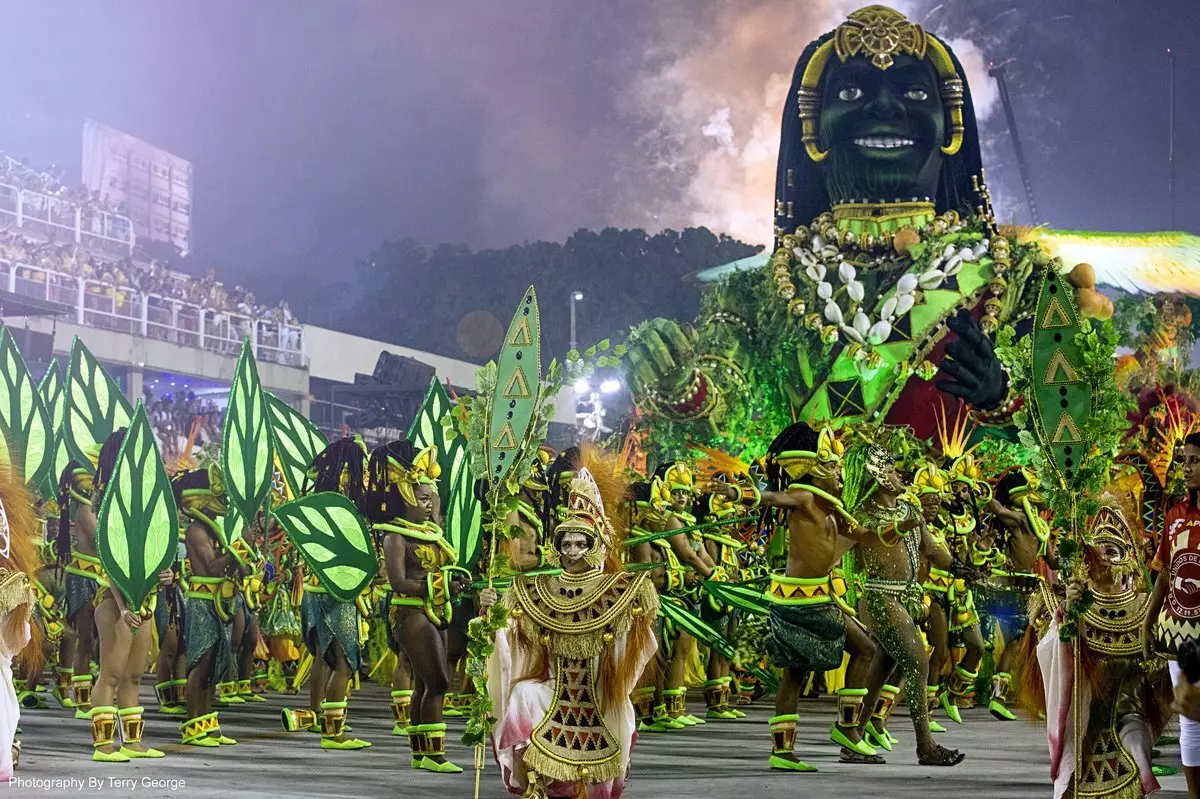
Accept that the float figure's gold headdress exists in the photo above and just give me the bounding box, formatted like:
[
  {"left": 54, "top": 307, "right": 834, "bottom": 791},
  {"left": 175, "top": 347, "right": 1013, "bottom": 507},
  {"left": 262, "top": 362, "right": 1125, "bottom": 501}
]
[{"left": 798, "top": 5, "right": 965, "bottom": 162}]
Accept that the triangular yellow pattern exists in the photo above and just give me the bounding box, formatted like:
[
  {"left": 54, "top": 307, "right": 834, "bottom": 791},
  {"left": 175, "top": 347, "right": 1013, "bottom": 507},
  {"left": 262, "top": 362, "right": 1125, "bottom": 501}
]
[
  {"left": 1040, "top": 296, "right": 1072, "bottom": 329},
  {"left": 507, "top": 316, "right": 533, "bottom": 347},
  {"left": 502, "top": 365, "right": 532, "bottom": 399},
  {"left": 1043, "top": 349, "right": 1079, "bottom": 385},
  {"left": 493, "top": 422, "right": 517, "bottom": 450},
  {"left": 1051, "top": 412, "right": 1083, "bottom": 444}
]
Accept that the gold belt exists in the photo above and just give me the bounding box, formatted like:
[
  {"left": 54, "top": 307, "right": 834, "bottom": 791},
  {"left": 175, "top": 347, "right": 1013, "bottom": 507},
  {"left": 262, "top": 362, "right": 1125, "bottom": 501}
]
[
  {"left": 66, "top": 551, "right": 109, "bottom": 586},
  {"left": 769, "top": 574, "right": 833, "bottom": 606},
  {"left": 187, "top": 577, "right": 238, "bottom": 622},
  {"left": 923, "top": 568, "right": 953, "bottom": 594}
]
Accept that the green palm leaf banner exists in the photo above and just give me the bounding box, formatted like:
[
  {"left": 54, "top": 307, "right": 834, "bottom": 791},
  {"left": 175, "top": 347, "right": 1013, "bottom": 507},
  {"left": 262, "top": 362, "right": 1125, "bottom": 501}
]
[
  {"left": 407, "top": 378, "right": 482, "bottom": 569},
  {"left": 486, "top": 286, "right": 540, "bottom": 486},
  {"left": 38, "top": 358, "right": 67, "bottom": 501},
  {"left": 64, "top": 337, "right": 132, "bottom": 474},
  {"left": 1030, "top": 270, "right": 1090, "bottom": 487},
  {"left": 95, "top": 404, "right": 178, "bottom": 613},
  {"left": 222, "top": 505, "right": 243, "bottom": 550},
  {"left": 444, "top": 436, "right": 482, "bottom": 569},
  {"left": 272, "top": 492, "right": 377, "bottom": 602},
  {"left": 264, "top": 391, "right": 327, "bottom": 498},
  {"left": 701, "top": 580, "right": 772, "bottom": 617},
  {"left": 0, "top": 327, "right": 53, "bottom": 491},
  {"left": 222, "top": 339, "right": 275, "bottom": 525},
  {"left": 659, "top": 596, "right": 735, "bottom": 660}
]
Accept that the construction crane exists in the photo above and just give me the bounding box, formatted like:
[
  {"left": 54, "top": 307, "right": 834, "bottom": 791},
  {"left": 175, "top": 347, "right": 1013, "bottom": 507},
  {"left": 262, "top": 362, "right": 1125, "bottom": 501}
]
[{"left": 988, "top": 62, "right": 1040, "bottom": 226}]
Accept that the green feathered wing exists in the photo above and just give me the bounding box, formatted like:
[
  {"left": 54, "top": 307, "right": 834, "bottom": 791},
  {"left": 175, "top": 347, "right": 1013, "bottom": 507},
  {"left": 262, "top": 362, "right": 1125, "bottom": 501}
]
[
  {"left": 64, "top": 337, "right": 132, "bottom": 474},
  {"left": 265, "top": 391, "right": 327, "bottom": 499},
  {"left": 38, "top": 358, "right": 69, "bottom": 500},
  {"left": 486, "top": 286, "right": 540, "bottom": 486},
  {"left": 222, "top": 339, "right": 275, "bottom": 525},
  {"left": 1030, "top": 271, "right": 1091, "bottom": 486},
  {"left": 95, "top": 404, "right": 178, "bottom": 612},
  {"left": 273, "top": 492, "right": 377, "bottom": 602},
  {"left": 0, "top": 327, "right": 52, "bottom": 491}
]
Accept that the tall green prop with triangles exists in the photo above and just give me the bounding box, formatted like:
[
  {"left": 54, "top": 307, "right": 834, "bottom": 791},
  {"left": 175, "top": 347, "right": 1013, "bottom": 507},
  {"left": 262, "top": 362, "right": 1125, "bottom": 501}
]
[
  {"left": 265, "top": 391, "right": 327, "bottom": 498},
  {"left": 487, "top": 287, "right": 541, "bottom": 490},
  {"left": 221, "top": 339, "right": 275, "bottom": 552},
  {"left": 38, "top": 358, "right": 70, "bottom": 501},
  {"left": 409, "top": 377, "right": 482, "bottom": 570},
  {"left": 64, "top": 337, "right": 132, "bottom": 474},
  {"left": 1030, "top": 270, "right": 1091, "bottom": 487},
  {"left": 0, "top": 327, "right": 53, "bottom": 492},
  {"left": 95, "top": 404, "right": 178, "bottom": 615}
]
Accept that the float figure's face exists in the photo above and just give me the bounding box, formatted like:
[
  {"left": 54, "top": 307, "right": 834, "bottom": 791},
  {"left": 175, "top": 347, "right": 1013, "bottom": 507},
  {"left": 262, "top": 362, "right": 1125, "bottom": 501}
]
[{"left": 817, "top": 54, "right": 946, "bottom": 203}]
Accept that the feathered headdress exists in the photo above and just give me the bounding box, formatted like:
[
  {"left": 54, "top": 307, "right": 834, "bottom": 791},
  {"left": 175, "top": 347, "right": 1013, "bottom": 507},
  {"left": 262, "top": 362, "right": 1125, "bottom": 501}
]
[{"left": 553, "top": 468, "right": 615, "bottom": 570}]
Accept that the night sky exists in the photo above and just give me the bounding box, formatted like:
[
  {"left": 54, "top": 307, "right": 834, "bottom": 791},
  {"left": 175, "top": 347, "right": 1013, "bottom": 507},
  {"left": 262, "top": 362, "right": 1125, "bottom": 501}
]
[{"left": 0, "top": 0, "right": 1196, "bottom": 307}]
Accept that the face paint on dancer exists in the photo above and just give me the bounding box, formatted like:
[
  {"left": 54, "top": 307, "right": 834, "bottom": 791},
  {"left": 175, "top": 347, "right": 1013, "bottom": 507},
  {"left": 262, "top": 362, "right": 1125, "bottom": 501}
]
[{"left": 558, "top": 532, "right": 593, "bottom": 572}]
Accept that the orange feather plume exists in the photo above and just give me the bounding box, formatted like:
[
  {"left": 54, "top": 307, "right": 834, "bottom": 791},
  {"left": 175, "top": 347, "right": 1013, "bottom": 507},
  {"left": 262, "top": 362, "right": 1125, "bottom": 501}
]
[{"left": 688, "top": 443, "right": 750, "bottom": 480}]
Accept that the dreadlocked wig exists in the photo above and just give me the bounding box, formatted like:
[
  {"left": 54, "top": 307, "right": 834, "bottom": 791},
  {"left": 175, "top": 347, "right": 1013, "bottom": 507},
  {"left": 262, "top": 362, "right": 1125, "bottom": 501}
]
[
  {"left": 307, "top": 437, "right": 368, "bottom": 509},
  {"left": 764, "top": 421, "right": 820, "bottom": 493},
  {"left": 90, "top": 429, "right": 128, "bottom": 512},
  {"left": 363, "top": 439, "right": 419, "bottom": 524},
  {"left": 54, "top": 461, "right": 93, "bottom": 570}
]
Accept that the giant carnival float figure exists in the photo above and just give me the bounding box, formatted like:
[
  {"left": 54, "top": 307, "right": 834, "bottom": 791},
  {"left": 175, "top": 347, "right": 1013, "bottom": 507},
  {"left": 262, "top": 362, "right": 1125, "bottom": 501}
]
[{"left": 624, "top": 4, "right": 1119, "bottom": 443}]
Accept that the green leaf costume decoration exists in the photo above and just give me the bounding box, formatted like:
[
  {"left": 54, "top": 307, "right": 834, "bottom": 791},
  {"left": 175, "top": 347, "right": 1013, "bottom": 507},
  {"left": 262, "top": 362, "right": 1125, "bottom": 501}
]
[
  {"left": 1030, "top": 271, "right": 1090, "bottom": 486},
  {"left": 444, "top": 436, "right": 483, "bottom": 569},
  {"left": 95, "top": 404, "right": 178, "bottom": 612},
  {"left": 408, "top": 377, "right": 453, "bottom": 451},
  {"left": 64, "top": 337, "right": 132, "bottom": 474},
  {"left": 0, "top": 327, "right": 52, "bottom": 491},
  {"left": 264, "top": 391, "right": 327, "bottom": 498},
  {"left": 408, "top": 377, "right": 483, "bottom": 570},
  {"left": 486, "top": 286, "right": 540, "bottom": 486},
  {"left": 272, "top": 492, "right": 377, "bottom": 602},
  {"left": 222, "top": 339, "right": 275, "bottom": 524},
  {"left": 38, "top": 358, "right": 71, "bottom": 500}
]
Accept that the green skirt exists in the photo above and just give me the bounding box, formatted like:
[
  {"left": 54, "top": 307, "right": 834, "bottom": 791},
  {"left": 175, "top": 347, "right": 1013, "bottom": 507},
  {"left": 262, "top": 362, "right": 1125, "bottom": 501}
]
[
  {"left": 184, "top": 595, "right": 233, "bottom": 687},
  {"left": 301, "top": 593, "right": 361, "bottom": 672},
  {"left": 766, "top": 602, "right": 845, "bottom": 672}
]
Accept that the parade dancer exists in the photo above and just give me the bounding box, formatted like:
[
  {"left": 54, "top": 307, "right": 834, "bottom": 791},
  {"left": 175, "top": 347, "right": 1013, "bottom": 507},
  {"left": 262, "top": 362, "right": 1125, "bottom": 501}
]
[
  {"left": 850, "top": 444, "right": 964, "bottom": 767},
  {"left": 482, "top": 467, "right": 659, "bottom": 798},
  {"left": 0, "top": 461, "right": 42, "bottom": 779},
  {"left": 370, "top": 439, "right": 464, "bottom": 773},
  {"left": 88, "top": 431, "right": 172, "bottom": 761},
  {"left": 56, "top": 457, "right": 101, "bottom": 717},
  {"left": 728, "top": 423, "right": 879, "bottom": 770},
  {"left": 178, "top": 461, "right": 240, "bottom": 748},
  {"left": 286, "top": 438, "right": 371, "bottom": 750}
]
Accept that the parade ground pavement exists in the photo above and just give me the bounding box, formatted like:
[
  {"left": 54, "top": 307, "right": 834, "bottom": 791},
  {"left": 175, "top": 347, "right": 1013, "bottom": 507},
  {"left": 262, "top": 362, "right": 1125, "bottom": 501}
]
[{"left": 6, "top": 681, "right": 1191, "bottom": 798}]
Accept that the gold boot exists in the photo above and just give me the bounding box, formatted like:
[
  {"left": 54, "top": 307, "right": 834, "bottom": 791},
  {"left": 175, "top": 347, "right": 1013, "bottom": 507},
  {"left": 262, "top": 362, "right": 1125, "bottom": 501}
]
[
  {"left": 391, "top": 690, "right": 413, "bottom": 735},
  {"left": 319, "top": 700, "right": 371, "bottom": 750},
  {"left": 768, "top": 714, "right": 816, "bottom": 772},
  {"left": 72, "top": 675, "right": 93, "bottom": 719},
  {"left": 118, "top": 707, "right": 164, "bottom": 758},
  {"left": 90, "top": 707, "right": 130, "bottom": 762},
  {"left": 416, "top": 723, "right": 462, "bottom": 773}
]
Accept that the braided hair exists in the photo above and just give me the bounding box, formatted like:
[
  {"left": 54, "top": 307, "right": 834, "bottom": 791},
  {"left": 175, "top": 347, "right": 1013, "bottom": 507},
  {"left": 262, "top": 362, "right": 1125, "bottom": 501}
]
[
  {"left": 764, "top": 422, "right": 820, "bottom": 493},
  {"left": 91, "top": 429, "right": 128, "bottom": 511},
  {"left": 305, "top": 437, "right": 368, "bottom": 510},
  {"left": 363, "top": 439, "right": 419, "bottom": 524}
]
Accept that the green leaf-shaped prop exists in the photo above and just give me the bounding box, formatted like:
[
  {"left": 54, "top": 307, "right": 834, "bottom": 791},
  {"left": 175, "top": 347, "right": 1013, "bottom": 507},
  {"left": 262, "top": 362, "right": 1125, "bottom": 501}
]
[
  {"left": 1030, "top": 271, "right": 1091, "bottom": 487},
  {"left": 486, "top": 286, "right": 540, "bottom": 486},
  {"left": 95, "top": 404, "right": 178, "bottom": 613},
  {"left": 38, "top": 358, "right": 68, "bottom": 501},
  {"left": 444, "top": 436, "right": 483, "bottom": 570},
  {"left": 408, "top": 377, "right": 452, "bottom": 450},
  {"left": 0, "top": 327, "right": 53, "bottom": 490},
  {"left": 659, "top": 596, "right": 735, "bottom": 660},
  {"left": 65, "top": 337, "right": 132, "bottom": 474},
  {"left": 265, "top": 391, "right": 327, "bottom": 499},
  {"left": 272, "top": 492, "right": 377, "bottom": 602},
  {"left": 222, "top": 339, "right": 275, "bottom": 524}
]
